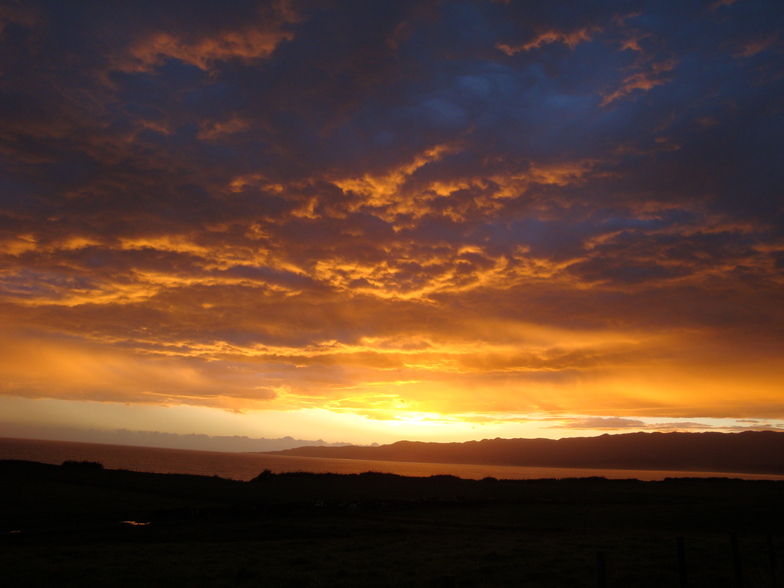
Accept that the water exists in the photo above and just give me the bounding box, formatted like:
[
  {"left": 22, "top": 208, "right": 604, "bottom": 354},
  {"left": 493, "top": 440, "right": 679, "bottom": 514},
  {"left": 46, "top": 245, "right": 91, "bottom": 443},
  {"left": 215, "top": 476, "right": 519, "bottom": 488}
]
[{"left": 2, "top": 436, "right": 782, "bottom": 482}]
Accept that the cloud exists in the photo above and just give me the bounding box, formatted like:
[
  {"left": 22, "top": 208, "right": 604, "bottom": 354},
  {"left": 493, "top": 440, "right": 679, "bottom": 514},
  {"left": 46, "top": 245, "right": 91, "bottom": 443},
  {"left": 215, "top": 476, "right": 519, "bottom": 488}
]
[
  {"left": 734, "top": 33, "right": 779, "bottom": 58},
  {"left": 497, "top": 26, "right": 600, "bottom": 54},
  {"left": 551, "top": 416, "right": 646, "bottom": 429},
  {"left": 600, "top": 59, "right": 677, "bottom": 106},
  {"left": 549, "top": 417, "right": 784, "bottom": 433},
  {"left": 0, "top": 329, "right": 279, "bottom": 409},
  {"left": 120, "top": 27, "right": 294, "bottom": 73},
  {"left": 0, "top": 0, "right": 783, "bottom": 435}
]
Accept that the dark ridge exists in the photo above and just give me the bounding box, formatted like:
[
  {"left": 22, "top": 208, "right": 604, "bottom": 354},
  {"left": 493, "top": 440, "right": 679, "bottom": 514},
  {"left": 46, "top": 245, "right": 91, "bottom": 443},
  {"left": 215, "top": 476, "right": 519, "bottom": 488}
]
[{"left": 265, "top": 431, "right": 784, "bottom": 475}]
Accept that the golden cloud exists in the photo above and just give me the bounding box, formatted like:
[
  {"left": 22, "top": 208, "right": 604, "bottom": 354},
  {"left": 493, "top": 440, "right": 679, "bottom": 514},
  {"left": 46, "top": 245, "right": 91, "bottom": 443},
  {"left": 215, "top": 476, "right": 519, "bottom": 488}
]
[
  {"left": 115, "top": 2, "right": 298, "bottom": 73},
  {"left": 498, "top": 27, "right": 601, "bottom": 55},
  {"left": 601, "top": 59, "right": 677, "bottom": 105}
]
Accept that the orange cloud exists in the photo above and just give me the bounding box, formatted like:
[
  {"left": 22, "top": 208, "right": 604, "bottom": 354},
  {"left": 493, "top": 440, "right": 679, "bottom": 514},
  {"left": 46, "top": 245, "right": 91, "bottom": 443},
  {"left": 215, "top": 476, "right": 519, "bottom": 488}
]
[
  {"left": 121, "top": 29, "right": 292, "bottom": 72},
  {"left": 0, "top": 329, "right": 278, "bottom": 410},
  {"left": 618, "top": 31, "right": 650, "bottom": 53},
  {"left": 198, "top": 116, "right": 251, "bottom": 140},
  {"left": 334, "top": 143, "right": 459, "bottom": 218},
  {"left": 601, "top": 59, "right": 677, "bottom": 105},
  {"left": 498, "top": 27, "right": 600, "bottom": 55},
  {"left": 115, "top": 2, "right": 298, "bottom": 73},
  {"left": 735, "top": 34, "right": 779, "bottom": 58}
]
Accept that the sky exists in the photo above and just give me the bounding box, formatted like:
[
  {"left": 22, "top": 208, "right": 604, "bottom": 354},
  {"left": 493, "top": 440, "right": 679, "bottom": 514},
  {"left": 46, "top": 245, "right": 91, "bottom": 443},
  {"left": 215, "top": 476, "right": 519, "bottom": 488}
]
[{"left": 1, "top": 0, "right": 783, "bottom": 448}]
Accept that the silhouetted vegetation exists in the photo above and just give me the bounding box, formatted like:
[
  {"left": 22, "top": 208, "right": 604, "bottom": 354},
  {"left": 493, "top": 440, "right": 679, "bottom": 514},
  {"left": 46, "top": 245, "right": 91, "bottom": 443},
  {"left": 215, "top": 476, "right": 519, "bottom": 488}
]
[
  {"left": 251, "top": 468, "right": 273, "bottom": 481},
  {"left": 2, "top": 459, "right": 783, "bottom": 587}
]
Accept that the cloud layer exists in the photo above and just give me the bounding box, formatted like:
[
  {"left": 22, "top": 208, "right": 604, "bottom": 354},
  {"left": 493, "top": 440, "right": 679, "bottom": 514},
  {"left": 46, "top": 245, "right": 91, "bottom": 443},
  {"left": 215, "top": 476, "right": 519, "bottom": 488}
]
[{"left": 1, "top": 0, "right": 782, "bottom": 432}]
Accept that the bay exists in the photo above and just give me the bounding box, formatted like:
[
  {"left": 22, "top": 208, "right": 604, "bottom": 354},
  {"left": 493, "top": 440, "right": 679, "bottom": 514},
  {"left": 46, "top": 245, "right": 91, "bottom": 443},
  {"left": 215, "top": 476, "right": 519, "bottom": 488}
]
[{"left": 1, "top": 436, "right": 782, "bottom": 481}]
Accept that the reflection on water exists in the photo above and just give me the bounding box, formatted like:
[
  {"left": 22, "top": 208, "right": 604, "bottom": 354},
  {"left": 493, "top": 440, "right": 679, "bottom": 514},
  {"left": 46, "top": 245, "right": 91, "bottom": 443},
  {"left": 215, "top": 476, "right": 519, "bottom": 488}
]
[
  {"left": 2, "top": 436, "right": 783, "bottom": 482},
  {"left": 120, "top": 521, "right": 150, "bottom": 526}
]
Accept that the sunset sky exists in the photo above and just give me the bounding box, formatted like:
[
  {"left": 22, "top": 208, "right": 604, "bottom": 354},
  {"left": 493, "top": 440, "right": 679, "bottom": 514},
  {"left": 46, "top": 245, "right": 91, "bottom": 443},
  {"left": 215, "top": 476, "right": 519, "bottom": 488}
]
[{"left": 1, "top": 0, "right": 783, "bottom": 447}]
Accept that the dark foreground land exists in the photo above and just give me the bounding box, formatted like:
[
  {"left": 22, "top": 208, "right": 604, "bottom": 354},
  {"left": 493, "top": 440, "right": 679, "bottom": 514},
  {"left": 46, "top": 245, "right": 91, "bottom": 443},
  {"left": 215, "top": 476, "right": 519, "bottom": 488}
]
[{"left": 2, "top": 460, "right": 783, "bottom": 587}]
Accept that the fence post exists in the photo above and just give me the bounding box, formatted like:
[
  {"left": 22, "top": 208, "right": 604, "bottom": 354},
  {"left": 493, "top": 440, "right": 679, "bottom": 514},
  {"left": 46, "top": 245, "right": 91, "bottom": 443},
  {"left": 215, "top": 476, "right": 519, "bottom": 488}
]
[
  {"left": 597, "top": 551, "right": 607, "bottom": 588},
  {"left": 676, "top": 536, "right": 688, "bottom": 588},
  {"left": 731, "top": 533, "right": 743, "bottom": 588}
]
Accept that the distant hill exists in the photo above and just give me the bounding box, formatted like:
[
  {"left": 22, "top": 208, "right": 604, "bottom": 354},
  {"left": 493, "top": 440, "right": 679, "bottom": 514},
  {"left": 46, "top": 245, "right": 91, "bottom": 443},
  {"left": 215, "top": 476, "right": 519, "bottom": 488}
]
[
  {"left": 0, "top": 423, "right": 351, "bottom": 453},
  {"left": 265, "top": 431, "right": 784, "bottom": 475}
]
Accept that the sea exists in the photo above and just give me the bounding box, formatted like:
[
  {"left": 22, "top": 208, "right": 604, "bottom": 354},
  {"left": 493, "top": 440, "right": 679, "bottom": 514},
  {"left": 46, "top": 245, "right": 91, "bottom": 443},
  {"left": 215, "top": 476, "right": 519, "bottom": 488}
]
[{"left": 2, "top": 436, "right": 782, "bottom": 482}]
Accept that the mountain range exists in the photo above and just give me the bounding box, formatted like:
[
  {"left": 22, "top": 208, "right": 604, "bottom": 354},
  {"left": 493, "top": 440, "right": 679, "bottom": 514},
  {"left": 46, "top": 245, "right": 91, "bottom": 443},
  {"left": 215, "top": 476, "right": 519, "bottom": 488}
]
[{"left": 265, "top": 431, "right": 784, "bottom": 475}]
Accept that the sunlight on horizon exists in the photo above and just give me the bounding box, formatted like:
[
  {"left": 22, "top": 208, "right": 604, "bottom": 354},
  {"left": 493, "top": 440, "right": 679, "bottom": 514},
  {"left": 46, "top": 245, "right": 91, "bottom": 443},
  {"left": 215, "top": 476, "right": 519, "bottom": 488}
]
[{"left": 2, "top": 396, "right": 782, "bottom": 450}]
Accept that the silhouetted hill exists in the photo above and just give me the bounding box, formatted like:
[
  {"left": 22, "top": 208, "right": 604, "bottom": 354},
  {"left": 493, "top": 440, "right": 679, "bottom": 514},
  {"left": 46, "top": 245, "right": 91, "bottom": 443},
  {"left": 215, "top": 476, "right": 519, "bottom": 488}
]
[
  {"left": 265, "top": 431, "right": 784, "bottom": 475},
  {"left": 4, "top": 457, "right": 784, "bottom": 587},
  {"left": 0, "top": 425, "right": 351, "bottom": 453}
]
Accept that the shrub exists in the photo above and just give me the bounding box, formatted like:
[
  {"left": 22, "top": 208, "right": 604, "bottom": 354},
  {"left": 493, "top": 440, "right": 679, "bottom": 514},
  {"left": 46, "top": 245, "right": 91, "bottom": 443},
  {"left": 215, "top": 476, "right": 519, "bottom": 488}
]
[{"left": 250, "top": 469, "right": 274, "bottom": 482}]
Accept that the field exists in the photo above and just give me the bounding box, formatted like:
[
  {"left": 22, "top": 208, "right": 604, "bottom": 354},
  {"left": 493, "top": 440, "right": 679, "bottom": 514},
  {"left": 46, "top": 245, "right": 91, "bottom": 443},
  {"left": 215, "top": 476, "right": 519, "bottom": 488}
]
[{"left": 2, "top": 459, "right": 783, "bottom": 587}]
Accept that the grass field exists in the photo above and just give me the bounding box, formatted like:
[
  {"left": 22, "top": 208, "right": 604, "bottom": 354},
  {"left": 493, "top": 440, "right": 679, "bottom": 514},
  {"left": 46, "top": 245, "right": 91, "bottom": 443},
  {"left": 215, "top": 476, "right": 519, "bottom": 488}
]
[{"left": 2, "top": 460, "right": 783, "bottom": 587}]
